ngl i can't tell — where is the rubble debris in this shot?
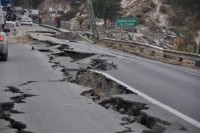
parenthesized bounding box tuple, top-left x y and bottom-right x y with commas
(99, 97, 172, 132)
(88, 59, 117, 71)
(99, 97, 148, 116)
(56, 44, 70, 51)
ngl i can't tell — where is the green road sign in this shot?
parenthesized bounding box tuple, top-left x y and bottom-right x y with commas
(116, 18, 138, 27)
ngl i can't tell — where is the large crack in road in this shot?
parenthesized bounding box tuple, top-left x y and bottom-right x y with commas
(30, 39, 194, 133)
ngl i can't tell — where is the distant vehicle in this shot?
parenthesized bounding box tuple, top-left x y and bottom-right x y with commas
(21, 16, 32, 26)
(0, 5, 4, 24)
(0, 4, 8, 61)
(5, 21, 17, 35)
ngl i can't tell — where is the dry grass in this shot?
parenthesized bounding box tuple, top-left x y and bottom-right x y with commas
(8, 34, 33, 44)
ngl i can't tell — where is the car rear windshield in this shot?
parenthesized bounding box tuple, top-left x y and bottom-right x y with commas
(5, 23, 15, 28)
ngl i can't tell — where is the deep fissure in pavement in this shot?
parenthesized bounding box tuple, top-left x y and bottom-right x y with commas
(35, 41, 189, 133)
(42, 42, 173, 132)
(88, 59, 117, 71)
(38, 49, 53, 53)
(75, 70, 175, 132)
(76, 70, 133, 100)
(0, 86, 36, 133)
(6, 86, 23, 93)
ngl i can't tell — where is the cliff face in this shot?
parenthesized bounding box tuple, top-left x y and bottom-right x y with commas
(121, 0, 200, 34)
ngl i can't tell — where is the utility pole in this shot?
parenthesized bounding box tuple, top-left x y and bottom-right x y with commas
(86, 0, 99, 40)
(29, 0, 32, 19)
(195, 31, 200, 67)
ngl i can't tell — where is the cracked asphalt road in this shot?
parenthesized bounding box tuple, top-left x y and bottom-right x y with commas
(0, 44, 124, 133)
(1, 25, 200, 132)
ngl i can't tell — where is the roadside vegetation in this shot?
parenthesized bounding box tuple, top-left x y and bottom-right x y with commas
(92, 0, 122, 29)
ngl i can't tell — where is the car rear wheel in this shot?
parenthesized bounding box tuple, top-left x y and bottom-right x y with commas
(1, 52, 8, 61)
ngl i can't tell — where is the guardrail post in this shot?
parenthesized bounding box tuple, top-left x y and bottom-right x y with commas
(195, 61, 200, 67)
(163, 54, 167, 59)
(140, 47, 143, 53)
(178, 58, 183, 62)
(149, 51, 155, 56)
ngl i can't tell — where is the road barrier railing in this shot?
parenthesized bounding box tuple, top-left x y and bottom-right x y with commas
(95, 39, 200, 67)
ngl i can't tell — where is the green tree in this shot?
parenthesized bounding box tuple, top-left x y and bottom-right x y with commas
(92, 0, 122, 29)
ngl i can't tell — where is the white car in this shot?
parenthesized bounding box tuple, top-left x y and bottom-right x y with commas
(5, 21, 17, 35)
(21, 17, 32, 26)
(0, 29, 10, 61)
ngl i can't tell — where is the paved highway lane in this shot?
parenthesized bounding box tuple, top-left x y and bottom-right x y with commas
(65, 40, 200, 126)
(106, 56, 200, 120)
(0, 44, 124, 133)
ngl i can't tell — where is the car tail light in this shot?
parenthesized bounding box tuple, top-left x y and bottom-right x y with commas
(0, 35, 3, 41)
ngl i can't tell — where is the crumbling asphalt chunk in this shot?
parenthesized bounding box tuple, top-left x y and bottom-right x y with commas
(99, 97, 148, 116)
(76, 70, 177, 133)
(88, 59, 117, 71)
(77, 70, 133, 99)
(56, 44, 70, 51)
(64, 50, 95, 61)
(99, 96, 173, 133)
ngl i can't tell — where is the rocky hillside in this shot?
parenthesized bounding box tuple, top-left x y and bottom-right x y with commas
(19, 0, 199, 42)
(121, 0, 200, 36)
(39, 0, 200, 34)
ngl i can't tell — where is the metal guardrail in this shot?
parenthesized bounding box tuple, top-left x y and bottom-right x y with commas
(163, 49, 200, 61)
(95, 39, 200, 67)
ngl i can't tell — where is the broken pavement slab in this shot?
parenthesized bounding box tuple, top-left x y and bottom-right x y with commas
(9, 82, 125, 133)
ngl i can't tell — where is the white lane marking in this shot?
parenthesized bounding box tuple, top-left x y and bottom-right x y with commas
(90, 70, 200, 129)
